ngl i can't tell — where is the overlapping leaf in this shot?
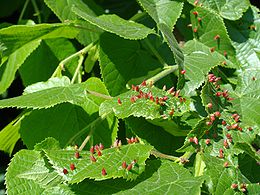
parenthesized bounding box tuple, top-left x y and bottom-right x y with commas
(231, 69, 260, 127)
(190, 6, 237, 65)
(71, 160, 204, 195)
(0, 23, 79, 94)
(99, 33, 162, 96)
(100, 84, 190, 120)
(182, 40, 235, 94)
(226, 6, 260, 69)
(19, 77, 118, 149)
(72, 6, 155, 40)
(188, 0, 250, 20)
(138, 0, 183, 30)
(44, 0, 102, 45)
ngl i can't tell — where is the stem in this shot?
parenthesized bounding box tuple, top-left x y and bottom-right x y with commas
(51, 43, 93, 78)
(175, 151, 194, 164)
(18, 0, 30, 23)
(67, 117, 102, 147)
(86, 90, 112, 100)
(144, 39, 168, 67)
(71, 54, 84, 83)
(151, 149, 179, 161)
(129, 11, 147, 21)
(147, 65, 178, 84)
(79, 128, 94, 151)
(31, 0, 41, 23)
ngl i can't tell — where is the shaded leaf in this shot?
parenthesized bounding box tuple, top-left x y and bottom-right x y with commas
(99, 33, 162, 96)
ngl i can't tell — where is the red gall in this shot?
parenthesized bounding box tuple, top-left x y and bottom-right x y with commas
(198, 17, 202, 22)
(101, 168, 107, 176)
(248, 127, 253, 131)
(141, 80, 146, 86)
(222, 120, 227, 126)
(63, 168, 68, 174)
(75, 151, 80, 159)
(122, 161, 127, 169)
(97, 150, 102, 156)
(226, 133, 232, 139)
(90, 155, 97, 162)
(214, 34, 220, 40)
(127, 163, 133, 171)
(231, 183, 238, 189)
(214, 111, 221, 117)
(223, 161, 229, 168)
(193, 11, 198, 16)
(223, 140, 229, 148)
(70, 163, 75, 171)
(207, 103, 213, 109)
(99, 143, 104, 150)
(193, 28, 198, 33)
(117, 98, 122, 105)
(210, 47, 215, 52)
(90, 146, 95, 154)
(205, 139, 211, 145)
(181, 70, 186, 74)
(193, 137, 199, 145)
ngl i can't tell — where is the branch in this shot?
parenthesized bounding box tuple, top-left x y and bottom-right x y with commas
(147, 65, 178, 84)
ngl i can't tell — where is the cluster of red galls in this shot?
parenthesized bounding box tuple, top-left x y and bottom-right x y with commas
(63, 137, 140, 177)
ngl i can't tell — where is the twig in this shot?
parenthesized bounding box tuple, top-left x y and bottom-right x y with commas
(71, 54, 84, 83)
(31, 0, 41, 23)
(51, 43, 93, 78)
(79, 127, 94, 151)
(147, 65, 178, 84)
(86, 90, 112, 100)
(151, 149, 179, 161)
(18, 0, 30, 23)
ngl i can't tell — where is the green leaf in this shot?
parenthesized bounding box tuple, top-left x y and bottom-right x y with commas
(99, 84, 190, 120)
(44, 0, 102, 45)
(5, 150, 45, 195)
(19, 38, 77, 87)
(239, 154, 260, 183)
(34, 137, 61, 151)
(0, 115, 22, 155)
(19, 78, 118, 149)
(226, 6, 260, 69)
(203, 155, 235, 194)
(99, 33, 162, 96)
(234, 142, 260, 162)
(23, 76, 71, 94)
(44, 143, 153, 183)
(0, 23, 79, 94)
(126, 117, 186, 153)
(0, 40, 41, 94)
(72, 6, 155, 40)
(0, 82, 86, 109)
(138, 0, 183, 30)
(158, 23, 184, 69)
(190, 6, 237, 65)
(231, 69, 260, 127)
(0, 23, 78, 58)
(182, 40, 236, 94)
(188, 0, 250, 20)
(17, 157, 63, 188)
(194, 152, 206, 177)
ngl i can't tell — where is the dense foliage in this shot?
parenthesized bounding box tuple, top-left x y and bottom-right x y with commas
(0, 0, 259, 194)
